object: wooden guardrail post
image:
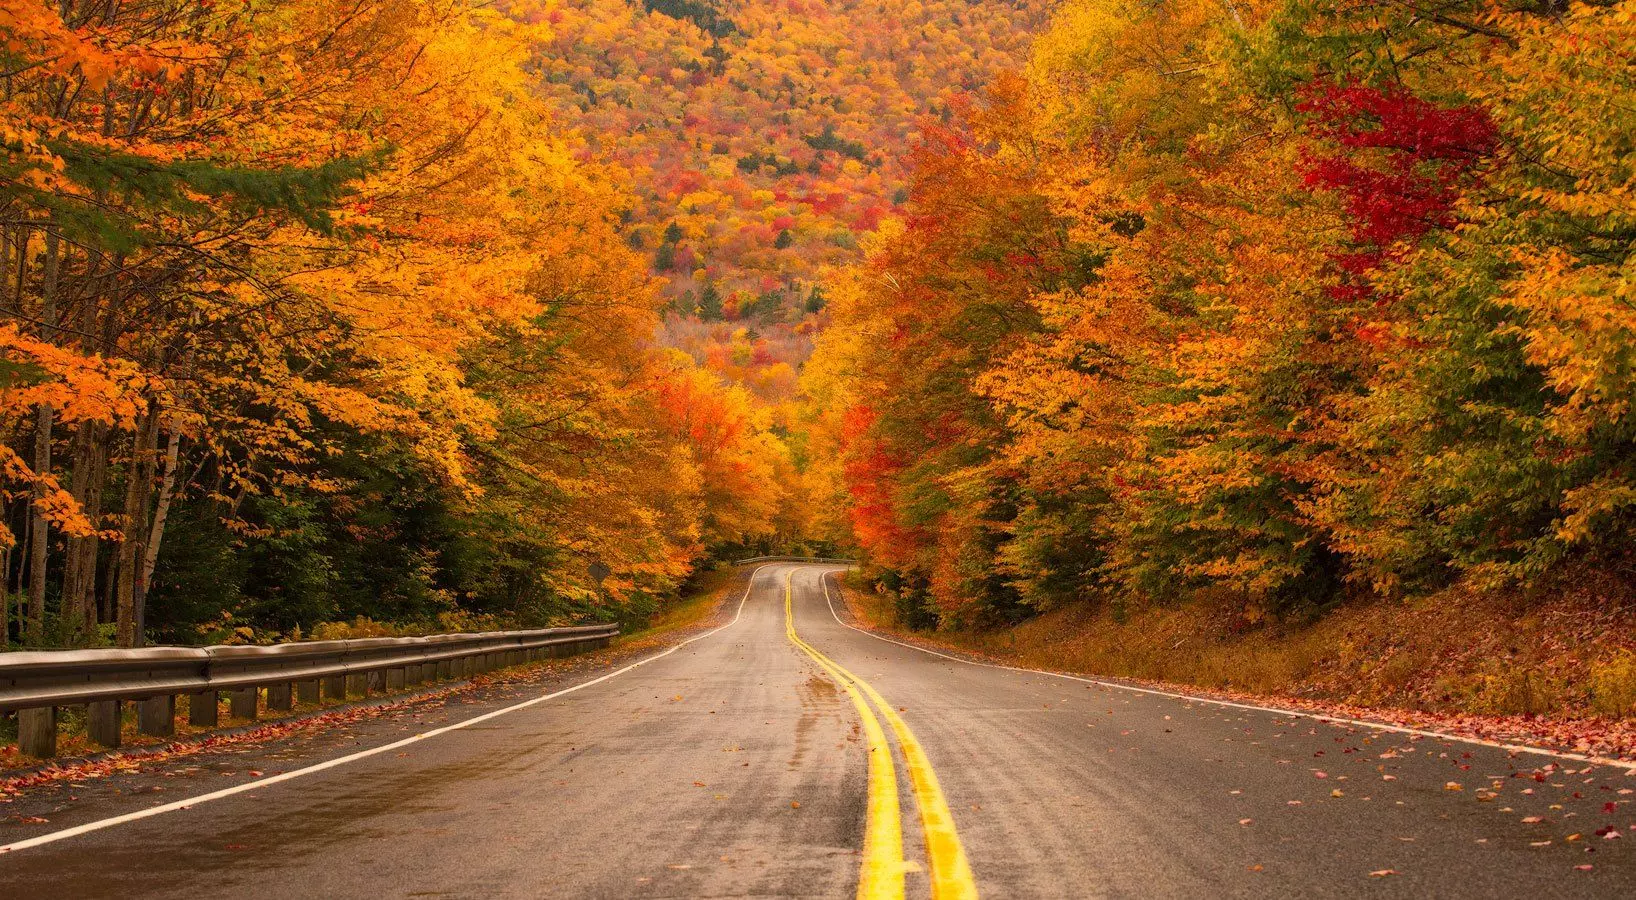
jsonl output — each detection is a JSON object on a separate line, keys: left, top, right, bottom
{"left": 19, "top": 706, "right": 56, "bottom": 758}
{"left": 345, "top": 673, "right": 368, "bottom": 697}
{"left": 321, "top": 674, "right": 346, "bottom": 701}
{"left": 267, "top": 683, "right": 293, "bottom": 712}
{"left": 188, "top": 691, "right": 219, "bottom": 727}
{"left": 88, "top": 699, "right": 122, "bottom": 748}
{"left": 385, "top": 667, "right": 405, "bottom": 691}
{"left": 228, "top": 687, "right": 258, "bottom": 720}
{"left": 295, "top": 679, "right": 320, "bottom": 704}
{"left": 138, "top": 695, "right": 175, "bottom": 737}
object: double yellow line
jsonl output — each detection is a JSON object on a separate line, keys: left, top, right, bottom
{"left": 784, "top": 570, "right": 978, "bottom": 900}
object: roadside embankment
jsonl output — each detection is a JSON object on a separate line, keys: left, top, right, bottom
{"left": 834, "top": 568, "right": 1636, "bottom": 761}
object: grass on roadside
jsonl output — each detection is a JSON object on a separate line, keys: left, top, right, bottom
{"left": 616, "top": 565, "right": 739, "bottom": 646}
{"left": 834, "top": 567, "right": 1636, "bottom": 723}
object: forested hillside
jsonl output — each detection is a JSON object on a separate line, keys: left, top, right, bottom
{"left": 3, "top": 0, "right": 1634, "bottom": 704}
{"left": 517, "top": 0, "right": 1050, "bottom": 405}
{"left": 805, "top": 0, "right": 1636, "bottom": 646}
{"left": 0, "top": 0, "right": 798, "bottom": 647}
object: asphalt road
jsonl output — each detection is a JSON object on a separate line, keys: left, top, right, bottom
{"left": 3, "top": 562, "right": 1635, "bottom": 897}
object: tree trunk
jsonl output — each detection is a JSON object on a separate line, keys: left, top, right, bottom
{"left": 27, "top": 403, "right": 54, "bottom": 641}
{"left": 141, "top": 426, "right": 180, "bottom": 593}
{"left": 61, "top": 419, "right": 106, "bottom": 640}
{"left": 115, "top": 410, "right": 158, "bottom": 648}
{"left": 15, "top": 502, "right": 30, "bottom": 639}
{"left": 6, "top": 499, "right": 18, "bottom": 597}
{"left": 0, "top": 544, "right": 8, "bottom": 648}
{"left": 78, "top": 422, "right": 108, "bottom": 634}
{"left": 26, "top": 227, "right": 62, "bottom": 642}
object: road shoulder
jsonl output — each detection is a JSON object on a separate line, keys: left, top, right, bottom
{"left": 824, "top": 573, "right": 1636, "bottom": 768}
{"left": 0, "top": 568, "right": 752, "bottom": 840}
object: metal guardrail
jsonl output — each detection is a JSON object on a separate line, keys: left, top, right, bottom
{"left": 1, "top": 623, "right": 618, "bottom": 760}
{"left": 734, "top": 556, "right": 857, "bottom": 565}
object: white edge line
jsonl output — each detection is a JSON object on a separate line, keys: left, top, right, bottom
{"left": 808, "top": 567, "right": 1636, "bottom": 774}
{"left": 0, "top": 566, "right": 773, "bottom": 855}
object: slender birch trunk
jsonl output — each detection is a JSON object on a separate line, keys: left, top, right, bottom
{"left": 115, "top": 410, "right": 159, "bottom": 647}
{"left": 141, "top": 425, "right": 180, "bottom": 592}
{"left": 0, "top": 544, "right": 7, "bottom": 648}
{"left": 27, "top": 401, "right": 54, "bottom": 641}
{"left": 78, "top": 423, "right": 108, "bottom": 635}
{"left": 25, "top": 227, "right": 63, "bottom": 642}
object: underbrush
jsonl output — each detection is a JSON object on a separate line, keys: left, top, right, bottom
{"left": 616, "top": 565, "right": 737, "bottom": 645}
{"left": 841, "top": 566, "right": 1636, "bottom": 721}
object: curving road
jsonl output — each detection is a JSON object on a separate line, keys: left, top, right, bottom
{"left": 3, "top": 562, "right": 1635, "bottom": 897}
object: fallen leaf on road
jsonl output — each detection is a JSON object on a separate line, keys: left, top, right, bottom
{"left": 1239, "top": 818, "right": 1253, "bottom": 826}
{"left": 1331, "top": 790, "right": 1345, "bottom": 798}
{"left": 1522, "top": 816, "right": 1545, "bottom": 824}
{"left": 791, "top": 801, "right": 801, "bottom": 809}
{"left": 1445, "top": 782, "right": 1463, "bottom": 791}
{"left": 1369, "top": 869, "right": 1398, "bottom": 877}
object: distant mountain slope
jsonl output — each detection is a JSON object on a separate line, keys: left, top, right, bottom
{"left": 512, "top": 0, "right": 1048, "bottom": 398}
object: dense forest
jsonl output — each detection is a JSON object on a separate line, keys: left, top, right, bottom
{"left": 1, "top": 0, "right": 1633, "bottom": 662}
{"left": 804, "top": 0, "right": 1636, "bottom": 632}
{"left": 0, "top": 0, "right": 808, "bottom": 647}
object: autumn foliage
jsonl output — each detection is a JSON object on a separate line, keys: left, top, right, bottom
{"left": 6, "top": 0, "right": 1632, "bottom": 652}
{"left": 805, "top": 0, "right": 1636, "bottom": 626}
{"left": 0, "top": 0, "right": 791, "bottom": 647}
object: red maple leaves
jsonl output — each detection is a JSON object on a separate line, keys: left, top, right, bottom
{"left": 1298, "top": 80, "right": 1498, "bottom": 304}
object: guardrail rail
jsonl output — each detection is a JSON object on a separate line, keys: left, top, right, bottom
{"left": 734, "top": 556, "right": 857, "bottom": 565}
{"left": 1, "top": 623, "right": 618, "bottom": 760}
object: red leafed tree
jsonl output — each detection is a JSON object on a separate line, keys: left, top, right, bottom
{"left": 839, "top": 404, "right": 920, "bottom": 569}
{"left": 1298, "top": 81, "right": 1498, "bottom": 303}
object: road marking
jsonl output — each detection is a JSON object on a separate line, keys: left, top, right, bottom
{"left": 789, "top": 571, "right": 977, "bottom": 900}
{"left": 814, "top": 570, "right": 1636, "bottom": 773}
{"left": 0, "top": 566, "right": 775, "bottom": 855}
{"left": 785, "top": 575, "right": 906, "bottom": 900}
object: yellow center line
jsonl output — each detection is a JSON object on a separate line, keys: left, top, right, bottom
{"left": 786, "top": 570, "right": 980, "bottom": 900}
{"left": 785, "top": 574, "right": 906, "bottom": 900}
